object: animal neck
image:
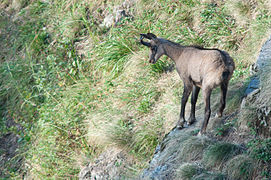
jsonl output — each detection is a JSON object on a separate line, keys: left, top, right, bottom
{"left": 162, "top": 42, "right": 184, "bottom": 63}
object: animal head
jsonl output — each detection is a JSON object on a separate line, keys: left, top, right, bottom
{"left": 140, "top": 33, "right": 165, "bottom": 64}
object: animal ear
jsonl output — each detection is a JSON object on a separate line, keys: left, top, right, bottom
{"left": 140, "top": 33, "right": 149, "bottom": 39}
{"left": 140, "top": 33, "right": 157, "bottom": 40}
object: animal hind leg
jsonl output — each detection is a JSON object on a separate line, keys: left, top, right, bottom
{"left": 188, "top": 85, "right": 200, "bottom": 125}
{"left": 177, "top": 84, "right": 192, "bottom": 129}
{"left": 216, "top": 82, "right": 228, "bottom": 118}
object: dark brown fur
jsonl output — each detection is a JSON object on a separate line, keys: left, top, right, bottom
{"left": 140, "top": 33, "right": 235, "bottom": 135}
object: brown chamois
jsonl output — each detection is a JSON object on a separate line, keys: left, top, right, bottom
{"left": 140, "top": 33, "right": 235, "bottom": 135}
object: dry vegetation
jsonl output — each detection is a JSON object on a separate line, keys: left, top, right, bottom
{"left": 0, "top": 0, "right": 271, "bottom": 179}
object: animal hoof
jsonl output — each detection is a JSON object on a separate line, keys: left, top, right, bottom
{"left": 176, "top": 121, "right": 185, "bottom": 129}
{"left": 215, "top": 112, "right": 222, "bottom": 118}
{"left": 187, "top": 118, "right": 196, "bottom": 125}
{"left": 176, "top": 124, "right": 184, "bottom": 130}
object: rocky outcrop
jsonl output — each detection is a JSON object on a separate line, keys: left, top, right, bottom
{"left": 79, "top": 147, "right": 133, "bottom": 180}
{"left": 140, "top": 128, "right": 250, "bottom": 180}
{"left": 239, "top": 35, "right": 271, "bottom": 137}
{"left": 100, "top": 0, "right": 136, "bottom": 28}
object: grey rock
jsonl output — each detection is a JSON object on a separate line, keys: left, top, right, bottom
{"left": 79, "top": 147, "right": 131, "bottom": 180}
{"left": 244, "top": 76, "right": 260, "bottom": 97}
{"left": 100, "top": 0, "right": 136, "bottom": 28}
{"left": 243, "top": 35, "right": 271, "bottom": 98}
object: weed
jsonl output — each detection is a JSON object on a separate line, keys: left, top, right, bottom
{"left": 215, "top": 121, "right": 235, "bottom": 137}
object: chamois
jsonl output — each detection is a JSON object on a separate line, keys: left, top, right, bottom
{"left": 140, "top": 33, "right": 235, "bottom": 135}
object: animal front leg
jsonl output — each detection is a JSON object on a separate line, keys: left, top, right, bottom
{"left": 188, "top": 85, "right": 200, "bottom": 125}
{"left": 199, "top": 87, "right": 212, "bottom": 135}
{"left": 177, "top": 85, "right": 192, "bottom": 129}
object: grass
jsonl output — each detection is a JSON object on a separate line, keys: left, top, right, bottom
{"left": 178, "top": 136, "right": 214, "bottom": 162}
{"left": 176, "top": 163, "right": 203, "bottom": 180}
{"left": 202, "top": 142, "right": 242, "bottom": 169}
{"left": 0, "top": 0, "right": 271, "bottom": 179}
{"left": 225, "top": 154, "right": 257, "bottom": 180}
{"left": 192, "top": 172, "right": 226, "bottom": 180}
{"left": 247, "top": 138, "right": 271, "bottom": 178}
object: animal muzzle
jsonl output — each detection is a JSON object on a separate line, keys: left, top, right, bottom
{"left": 149, "top": 59, "right": 155, "bottom": 64}
{"left": 149, "top": 55, "right": 156, "bottom": 64}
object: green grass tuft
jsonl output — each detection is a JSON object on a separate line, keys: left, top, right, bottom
{"left": 176, "top": 163, "right": 203, "bottom": 180}
{"left": 203, "top": 142, "right": 242, "bottom": 169}
{"left": 225, "top": 154, "right": 257, "bottom": 180}
{"left": 192, "top": 172, "right": 227, "bottom": 180}
{"left": 179, "top": 136, "right": 214, "bottom": 162}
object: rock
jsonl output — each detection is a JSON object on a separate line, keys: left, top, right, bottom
{"left": 100, "top": 0, "right": 136, "bottom": 28}
{"left": 239, "top": 35, "right": 271, "bottom": 136}
{"left": 242, "top": 35, "right": 271, "bottom": 98}
{"left": 78, "top": 147, "right": 132, "bottom": 180}
{"left": 102, "top": 14, "right": 115, "bottom": 28}
{"left": 140, "top": 129, "right": 212, "bottom": 180}
{"left": 243, "top": 76, "right": 260, "bottom": 97}
{"left": 10, "top": 0, "right": 23, "bottom": 11}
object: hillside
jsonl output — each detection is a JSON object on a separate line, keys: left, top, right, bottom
{"left": 0, "top": 0, "right": 271, "bottom": 179}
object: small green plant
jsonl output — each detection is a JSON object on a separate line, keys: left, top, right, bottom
{"left": 215, "top": 120, "right": 235, "bottom": 137}
{"left": 109, "top": 119, "right": 134, "bottom": 146}
{"left": 248, "top": 139, "right": 271, "bottom": 163}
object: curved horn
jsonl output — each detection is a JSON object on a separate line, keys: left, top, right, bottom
{"left": 140, "top": 34, "right": 151, "bottom": 47}
{"left": 140, "top": 33, "right": 149, "bottom": 39}
{"left": 140, "top": 33, "right": 157, "bottom": 40}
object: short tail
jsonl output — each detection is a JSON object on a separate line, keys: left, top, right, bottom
{"left": 222, "top": 71, "right": 230, "bottom": 81}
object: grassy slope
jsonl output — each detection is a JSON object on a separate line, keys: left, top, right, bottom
{"left": 0, "top": 0, "right": 271, "bottom": 178}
